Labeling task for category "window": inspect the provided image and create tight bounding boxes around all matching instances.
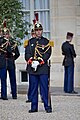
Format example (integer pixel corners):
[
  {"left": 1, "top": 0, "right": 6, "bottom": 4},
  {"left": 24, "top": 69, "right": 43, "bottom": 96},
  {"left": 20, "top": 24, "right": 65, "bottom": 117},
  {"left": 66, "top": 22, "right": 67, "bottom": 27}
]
[
  {"left": 19, "top": 0, "right": 50, "bottom": 53},
  {"left": 20, "top": 70, "right": 28, "bottom": 82},
  {"left": 34, "top": 0, "right": 50, "bottom": 38}
]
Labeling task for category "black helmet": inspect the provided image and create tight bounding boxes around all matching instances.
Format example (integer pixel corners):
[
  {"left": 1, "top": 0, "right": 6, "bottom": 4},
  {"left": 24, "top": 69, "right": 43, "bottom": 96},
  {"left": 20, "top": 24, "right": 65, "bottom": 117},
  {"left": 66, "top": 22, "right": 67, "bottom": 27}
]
[
  {"left": 67, "top": 32, "right": 73, "bottom": 37},
  {"left": 31, "top": 28, "right": 35, "bottom": 33},
  {"left": 34, "top": 23, "right": 43, "bottom": 30}
]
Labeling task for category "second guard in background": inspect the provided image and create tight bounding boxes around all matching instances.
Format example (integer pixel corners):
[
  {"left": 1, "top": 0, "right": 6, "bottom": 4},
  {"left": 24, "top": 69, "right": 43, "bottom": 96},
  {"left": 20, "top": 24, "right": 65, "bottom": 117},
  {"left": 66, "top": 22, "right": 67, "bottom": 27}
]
[
  {"left": 24, "top": 28, "right": 36, "bottom": 102},
  {"left": 25, "top": 22, "right": 53, "bottom": 113},
  {"left": 61, "top": 32, "right": 77, "bottom": 94},
  {"left": 4, "top": 29, "right": 20, "bottom": 99}
]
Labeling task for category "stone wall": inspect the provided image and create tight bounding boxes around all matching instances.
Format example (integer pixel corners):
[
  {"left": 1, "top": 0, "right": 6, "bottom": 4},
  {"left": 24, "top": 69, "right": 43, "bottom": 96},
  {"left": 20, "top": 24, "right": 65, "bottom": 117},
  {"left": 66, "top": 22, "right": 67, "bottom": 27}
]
[{"left": 49, "top": 0, "right": 80, "bottom": 87}]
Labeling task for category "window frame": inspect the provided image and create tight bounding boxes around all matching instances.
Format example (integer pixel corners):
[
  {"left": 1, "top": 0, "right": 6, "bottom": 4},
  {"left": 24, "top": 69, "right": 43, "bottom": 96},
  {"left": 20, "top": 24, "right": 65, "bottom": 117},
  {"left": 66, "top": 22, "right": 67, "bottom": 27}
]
[{"left": 21, "top": 0, "right": 51, "bottom": 38}]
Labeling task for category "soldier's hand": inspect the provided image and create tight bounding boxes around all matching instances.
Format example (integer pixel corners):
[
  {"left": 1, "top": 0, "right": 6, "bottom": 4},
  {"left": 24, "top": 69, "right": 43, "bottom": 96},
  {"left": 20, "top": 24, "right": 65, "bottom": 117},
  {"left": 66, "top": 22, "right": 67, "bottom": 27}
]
[
  {"left": 27, "top": 57, "right": 34, "bottom": 64},
  {"left": 37, "top": 57, "right": 44, "bottom": 65}
]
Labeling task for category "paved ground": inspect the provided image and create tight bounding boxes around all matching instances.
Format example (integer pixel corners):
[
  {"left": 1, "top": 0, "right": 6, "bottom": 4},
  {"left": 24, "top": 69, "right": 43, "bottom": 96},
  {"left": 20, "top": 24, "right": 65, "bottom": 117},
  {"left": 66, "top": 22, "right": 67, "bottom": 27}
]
[{"left": 0, "top": 88, "right": 80, "bottom": 120}]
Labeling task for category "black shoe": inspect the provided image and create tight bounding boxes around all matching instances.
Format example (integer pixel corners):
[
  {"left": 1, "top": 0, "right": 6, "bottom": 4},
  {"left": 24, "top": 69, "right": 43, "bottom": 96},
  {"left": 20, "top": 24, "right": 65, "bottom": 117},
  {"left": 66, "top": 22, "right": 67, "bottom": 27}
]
[
  {"left": 70, "top": 91, "right": 78, "bottom": 94},
  {"left": 2, "top": 97, "right": 8, "bottom": 100},
  {"left": 46, "top": 109, "right": 52, "bottom": 113},
  {"left": 28, "top": 109, "right": 38, "bottom": 113},
  {"left": 26, "top": 100, "right": 31, "bottom": 103},
  {"left": 13, "top": 97, "right": 17, "bottom": 99}
]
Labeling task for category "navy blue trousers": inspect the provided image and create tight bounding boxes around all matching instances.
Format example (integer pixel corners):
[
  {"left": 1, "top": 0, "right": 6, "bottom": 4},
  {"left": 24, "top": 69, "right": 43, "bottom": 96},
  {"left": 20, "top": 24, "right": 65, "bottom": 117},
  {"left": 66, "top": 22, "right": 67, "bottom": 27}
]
[
  {"left": 27, "top": 74, "right": 33, "bottom": 101},
  {"left": 29, "top": 74, "right": 51, "bottom": 111},
  {"left": 7, "top": 68, "right": 17, "bottom": 98},
  {"left": 0, "top": 67, "right": 7, "bottom": 98},
  {"left": 27, "top": 75, "right": 43, "bottom": 102},
  {"left": 64, "top": 65, "right": 74, "bottom": 93}
]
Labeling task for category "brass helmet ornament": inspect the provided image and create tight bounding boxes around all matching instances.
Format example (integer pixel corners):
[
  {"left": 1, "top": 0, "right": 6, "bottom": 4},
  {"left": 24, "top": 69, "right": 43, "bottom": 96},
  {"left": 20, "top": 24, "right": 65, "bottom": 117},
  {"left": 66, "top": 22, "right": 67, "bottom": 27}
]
[
  {"left": 34, "top": 13, "right": 43, "bottom": 30},
  {"left": 34, "top": 23, "right": 43, "bottom": 30},
  {"left": 2, "top": 19, "right": 10, "bottom": 34},
  {"left": 3, "top": 27, "right": 9, "bottom": 34}
]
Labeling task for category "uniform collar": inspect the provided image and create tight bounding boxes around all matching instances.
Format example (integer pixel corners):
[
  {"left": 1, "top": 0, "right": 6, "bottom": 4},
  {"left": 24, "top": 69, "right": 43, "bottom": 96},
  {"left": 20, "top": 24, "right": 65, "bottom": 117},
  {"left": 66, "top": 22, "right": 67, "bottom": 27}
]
[{"left": 36, "top": 36, "right": 43, "bottom": 40}]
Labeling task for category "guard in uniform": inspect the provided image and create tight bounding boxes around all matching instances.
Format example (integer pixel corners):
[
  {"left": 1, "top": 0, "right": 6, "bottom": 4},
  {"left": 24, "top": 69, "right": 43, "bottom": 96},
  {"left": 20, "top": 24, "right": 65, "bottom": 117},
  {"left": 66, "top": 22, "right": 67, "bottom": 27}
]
[
  {"left": 4, "top": 29, "right": 20, "bottom": 99},
  {"left": 25, "top": 28, "right": 36, "bottom": 102},
  {"left": 61, "top": 32, "right": 77, "bottom": 93},
  {"left": 25, "top": 22, "right": 52, "bottom": 113},
  {"left": 0, "top": 28, "right": 10, "bottom": 100},
  {"left": 31, "top": 28, "right": 36, "bottom": 38}
]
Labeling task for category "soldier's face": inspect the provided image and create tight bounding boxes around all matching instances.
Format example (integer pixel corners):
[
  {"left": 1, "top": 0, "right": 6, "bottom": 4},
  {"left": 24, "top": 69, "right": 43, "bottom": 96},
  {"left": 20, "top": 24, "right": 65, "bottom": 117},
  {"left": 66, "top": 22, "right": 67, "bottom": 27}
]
[
  {"left": 67, "top": 36, "right": 73, "bottom": 42},
  {"left": 4, "top": 33, "right": 10, "bottom": 39},
  {"left": 31, "top": 33, "right": 36, "bottom": 38},
  {"left": 69, "top": 37, "right": 73, "bottom": 42},
  {"left": 35, "top": 29, "right": 43, "bottom": 38}
]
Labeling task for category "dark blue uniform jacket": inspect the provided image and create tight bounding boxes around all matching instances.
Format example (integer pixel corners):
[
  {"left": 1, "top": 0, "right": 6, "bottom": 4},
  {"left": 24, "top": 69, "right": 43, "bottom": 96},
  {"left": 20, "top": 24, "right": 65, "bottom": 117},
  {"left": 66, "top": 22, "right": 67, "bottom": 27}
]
[
  {"left": 0, "top": 37, "right": 9, "bottom": 68},
  {"left": 6, "top": 45, "right": 20, "bottom": 70},
  {"left": 62, "top": 41, "right": 76, "bottom": 66},
  {"left": 25, "top": 36, "right": 51, "bottom": 75}
]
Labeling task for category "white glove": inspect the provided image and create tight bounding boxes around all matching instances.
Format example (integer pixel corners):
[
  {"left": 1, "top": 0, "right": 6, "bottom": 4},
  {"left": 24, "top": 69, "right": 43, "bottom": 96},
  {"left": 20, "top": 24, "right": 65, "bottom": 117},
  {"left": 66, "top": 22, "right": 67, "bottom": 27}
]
[{"left": 31, "top": 61, "right": 39, "bottom": 71}]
